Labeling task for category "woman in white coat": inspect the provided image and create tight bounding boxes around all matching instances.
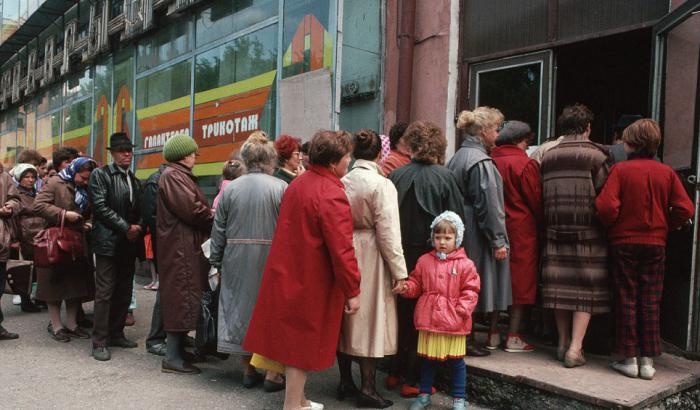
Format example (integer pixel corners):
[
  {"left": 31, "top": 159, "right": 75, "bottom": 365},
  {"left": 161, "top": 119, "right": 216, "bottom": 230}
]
[{"left": 337, "top": 129, "right": 408, "bottom": 409}]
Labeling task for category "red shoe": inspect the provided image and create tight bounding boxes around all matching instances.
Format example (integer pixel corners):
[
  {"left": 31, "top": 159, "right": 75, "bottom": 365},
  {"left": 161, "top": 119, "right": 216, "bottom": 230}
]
[
  {"left": 124, "top": 312, "right": 135, "bottom": 327},
  {"left": 400, "top": 384, "right": 437, "bottom": 398},
  {"left": 385, "top": 375, "right": 401, "bottom": 390}
]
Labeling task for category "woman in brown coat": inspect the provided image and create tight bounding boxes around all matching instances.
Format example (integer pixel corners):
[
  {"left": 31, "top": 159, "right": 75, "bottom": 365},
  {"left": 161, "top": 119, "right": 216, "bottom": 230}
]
[
  {"left": 5, "top": 164, "right": 43, "bottom": 313},
  {"left": 157, "top": 134, "right": 214, "bottom": 375},
  {"left": 33, "top": 157, "right": 96, "bottom": 342}
]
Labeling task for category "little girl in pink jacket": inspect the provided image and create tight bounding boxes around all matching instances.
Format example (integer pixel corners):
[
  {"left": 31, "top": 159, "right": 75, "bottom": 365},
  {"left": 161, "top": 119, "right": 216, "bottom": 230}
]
[{"left": 397, "top": 211, "right": 480, "bottom": 410}]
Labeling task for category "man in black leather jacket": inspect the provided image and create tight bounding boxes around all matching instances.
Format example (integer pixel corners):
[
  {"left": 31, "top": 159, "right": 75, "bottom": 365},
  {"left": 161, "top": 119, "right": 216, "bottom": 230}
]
[{"left": 88, "top": 132, "right": 143, "bottom": 361}]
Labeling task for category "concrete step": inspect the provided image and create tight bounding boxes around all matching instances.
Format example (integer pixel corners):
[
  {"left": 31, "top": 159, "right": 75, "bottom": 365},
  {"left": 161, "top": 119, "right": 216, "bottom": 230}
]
[{"left": 465, "top": 345, "right": 700, "bottom": 409}]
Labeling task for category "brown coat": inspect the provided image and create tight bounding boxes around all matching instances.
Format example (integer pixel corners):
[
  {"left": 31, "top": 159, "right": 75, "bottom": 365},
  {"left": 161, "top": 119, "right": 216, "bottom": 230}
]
[
  {"left": 6, "top": 185, "right": 44, "bottom": 258},
  {"left": 32, "top": 175, "right": 93, "bottom": 302},
  {"left": 156, "top": 163, "right": 214, "bottom": 332},
  {"left": 0, "top": 170, "right": 13, "bottom": 262}
]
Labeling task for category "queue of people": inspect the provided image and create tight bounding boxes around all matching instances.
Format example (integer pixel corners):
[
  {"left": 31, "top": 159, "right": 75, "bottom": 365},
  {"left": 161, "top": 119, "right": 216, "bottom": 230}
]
[{"left": 0, "top": 104, "right": 694, "bottom": 410}]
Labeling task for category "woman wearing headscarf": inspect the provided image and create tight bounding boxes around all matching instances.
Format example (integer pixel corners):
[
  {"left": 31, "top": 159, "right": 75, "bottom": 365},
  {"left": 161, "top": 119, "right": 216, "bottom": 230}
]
[
  {"left": 336, "top": 129, "right": 408, "bottom": 408},
  {"left": 5, "top": 164, "right": 43, "bottom": 313},
  {"left": 157, "top": 134, "right": 214, "bottom": 375},
  {"left": 448, "top": 107, "right": 510, "bottom": 354},
  {"left": 387, "top": 121, "right": 463, "bottom": 396},
  {"left": 33, "top": 157, "right": 97, "bottom": 342},
  {"left": 243, "top": 130, "right": 361, "bottom": 410},
  {"left": 490, "top": 121, "right": 543, "bottom": 352},
  {"left": 209, "top": 132, "right": 287, "bottom": 390}
]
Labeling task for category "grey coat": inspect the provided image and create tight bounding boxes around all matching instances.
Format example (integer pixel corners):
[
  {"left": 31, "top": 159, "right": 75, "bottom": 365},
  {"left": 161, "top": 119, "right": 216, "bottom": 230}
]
[
  {"left": 447, "top": 136, "right": 512, "bottom": 312},
  {"left": 209, "top": 172, "right": 287, "bottom": 354}
]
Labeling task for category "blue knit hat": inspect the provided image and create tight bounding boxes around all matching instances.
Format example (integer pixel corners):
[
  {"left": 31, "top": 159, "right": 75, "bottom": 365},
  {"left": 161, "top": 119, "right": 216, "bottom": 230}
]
[
  {"left": 163, "top": 134, "right": 198, "bottom": 162},
  {"left": 430, "top": 211, "right": 465, "bottom": 247}
]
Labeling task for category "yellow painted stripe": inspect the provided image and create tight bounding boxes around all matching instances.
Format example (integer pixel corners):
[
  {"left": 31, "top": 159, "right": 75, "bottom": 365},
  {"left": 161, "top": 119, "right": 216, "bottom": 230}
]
[
  {"left": 136, "top": 95, "right": 191, "bottom": 120},
  {"left": 62, "top": 125, "right": 91, "bottom": 141},
  {"left": 283, "top": 45, "right": 292, "bottom": 67},
  {"left": 194, "top": 70, "right": 276, "bottom": 105},
  {"left": 323, "top": 32, "right": 333, "bottom": 70},
  {"left": 135, "top": 161, "right": 224, "bottom": 179}
]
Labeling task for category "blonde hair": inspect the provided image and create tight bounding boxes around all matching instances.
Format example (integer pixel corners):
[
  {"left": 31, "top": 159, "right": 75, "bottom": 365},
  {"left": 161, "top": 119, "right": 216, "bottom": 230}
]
[
  {"left": 456, "top": 107, "right": 504, "bottom": 135},
  {"left": 240, "top": 131, "right": 277, "bottom": 174}
]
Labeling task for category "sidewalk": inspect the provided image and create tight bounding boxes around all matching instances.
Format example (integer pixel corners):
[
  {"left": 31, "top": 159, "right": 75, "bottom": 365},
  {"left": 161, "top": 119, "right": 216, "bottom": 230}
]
[{"left": 465, "top": 341, "right": 700, "bottom": 409}]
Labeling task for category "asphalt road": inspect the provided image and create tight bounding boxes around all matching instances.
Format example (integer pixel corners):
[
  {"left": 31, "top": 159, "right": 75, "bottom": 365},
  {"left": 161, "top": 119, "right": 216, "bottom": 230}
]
[{"left": 0, "top": 280, "right": 490, "bottom": 410}]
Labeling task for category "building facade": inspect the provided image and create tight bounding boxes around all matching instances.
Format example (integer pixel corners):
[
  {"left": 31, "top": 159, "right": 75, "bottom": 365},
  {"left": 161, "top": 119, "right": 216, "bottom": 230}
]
[{"left": 0, "top": 0, "right": 383, "bottom": 195}]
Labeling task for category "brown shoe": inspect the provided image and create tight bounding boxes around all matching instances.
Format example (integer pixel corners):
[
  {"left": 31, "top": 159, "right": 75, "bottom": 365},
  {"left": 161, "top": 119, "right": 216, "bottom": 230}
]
[
  {"left": 67, "top": 326, "right": 91, "bottom": 339},
  {"left": 0, "top": 326, "right": 19, "bottom": 340},
  {"left": 564, "top": 349, "right": 586, "bottom": 368},
  {"left": 161, "top": 359, "right": 201, "bottom": 375},
  {"left": 51, "top": 328, "right": 71, "bottom": 343}
]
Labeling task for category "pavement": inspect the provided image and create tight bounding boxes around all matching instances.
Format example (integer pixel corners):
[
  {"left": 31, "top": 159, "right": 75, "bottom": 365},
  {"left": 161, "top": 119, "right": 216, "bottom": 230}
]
[{"left": 0, "top": 280, "right": 491, "bottom": 410}]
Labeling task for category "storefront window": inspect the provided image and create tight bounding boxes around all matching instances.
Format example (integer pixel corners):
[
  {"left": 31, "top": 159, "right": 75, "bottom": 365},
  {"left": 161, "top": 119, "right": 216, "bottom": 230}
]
[
  {"left": 61, "top": 70, "right": 93, "bottom": 155},
  {"left": 195, "top": 0, "right": 278, "bottom": 47},
  {"left": 36, "top": 113, "right": 60, "bottom": 160},
  {"left": 0, "top": 108, "right": 18, "bottom": 166},
  {"left": 94, "top": 58, "right": 112, "bottom": 164},
  {"left": 135, "top": 60, "right": 192, "bottom": 178},
  {"left": 282, "top": 0, "right": 334, "bottom": 78},
  {"left": 193, "top": 25, "right": 277, "bottom": 176},
  {"left": 22, "top": 102, "right": 36, "bottom": 152},
  {"left": 137, "top": 19, "right": 193, "bottom": 73}
]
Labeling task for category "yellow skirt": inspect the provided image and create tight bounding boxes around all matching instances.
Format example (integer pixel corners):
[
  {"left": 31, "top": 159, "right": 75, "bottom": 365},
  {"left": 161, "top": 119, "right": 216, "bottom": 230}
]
[
  {"left": 417, "top": 331, "right": 466, "bottom": 361},
  {"left": 250, "top": 353, "right": 285, "bottom": 374}
]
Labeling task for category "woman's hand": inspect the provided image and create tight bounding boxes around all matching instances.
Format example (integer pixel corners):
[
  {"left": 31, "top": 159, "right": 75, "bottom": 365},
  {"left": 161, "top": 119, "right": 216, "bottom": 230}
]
[
  {"left": 64, "top": 211, "right": 83, "bottom": 223},
  {"left": 344, "top": 296, "right": 360, "bottom": 315},
  {"left": 391, "top": 280, "right": 407, "bottom": 294},
  {"left": 493, "top": 246, "right": 508, "bottom": 261},
  {"left": 296, "top": 163, "right": 306, "bottom": 176}
]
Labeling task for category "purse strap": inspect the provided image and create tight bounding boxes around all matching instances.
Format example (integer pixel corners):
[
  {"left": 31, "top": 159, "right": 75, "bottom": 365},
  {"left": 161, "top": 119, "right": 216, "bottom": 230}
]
[{"left": 59, "top": 209, "right": 66, "bottom": 233}]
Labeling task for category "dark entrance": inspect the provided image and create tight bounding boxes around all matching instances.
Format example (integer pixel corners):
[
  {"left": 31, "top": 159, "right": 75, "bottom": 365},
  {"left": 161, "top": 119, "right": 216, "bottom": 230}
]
[{"left": 554, "top": 29, "right": 652, "bottom": 144}]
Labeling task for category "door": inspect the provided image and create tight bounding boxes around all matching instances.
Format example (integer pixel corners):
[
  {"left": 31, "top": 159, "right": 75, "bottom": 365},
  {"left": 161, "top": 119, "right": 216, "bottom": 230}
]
[
  {"left": 650, "top": 0, "right": 700, "bottom": 352},
  {"left": 469, "top": 51, "right": 553, "bottom": 143}
]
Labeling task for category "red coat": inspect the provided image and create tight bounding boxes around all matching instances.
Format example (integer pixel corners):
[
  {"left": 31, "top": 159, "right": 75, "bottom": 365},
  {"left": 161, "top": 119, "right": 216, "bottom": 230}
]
[
  {"left": 491, "top": 145, "right": 543, "bottom": 305},
  {"left": 402, "top": 249, "right": 480, "bottom": 336},
  {"left": 595, "top": 158, "right": 694, "bottom": 246},
  {"left": 242, "top": 165, "right": 361, "bottom": 371}
]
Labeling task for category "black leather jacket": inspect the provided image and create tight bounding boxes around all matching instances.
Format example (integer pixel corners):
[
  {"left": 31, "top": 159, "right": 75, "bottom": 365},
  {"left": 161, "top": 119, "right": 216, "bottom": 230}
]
[{"left": 88, "top": 163, "right": 143, "bottom": 257}]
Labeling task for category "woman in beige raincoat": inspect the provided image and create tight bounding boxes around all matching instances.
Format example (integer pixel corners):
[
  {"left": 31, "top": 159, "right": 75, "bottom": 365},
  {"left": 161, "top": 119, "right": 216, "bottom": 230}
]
[{"left": 337, "top": 129, "right": 408, "bottom": 409}]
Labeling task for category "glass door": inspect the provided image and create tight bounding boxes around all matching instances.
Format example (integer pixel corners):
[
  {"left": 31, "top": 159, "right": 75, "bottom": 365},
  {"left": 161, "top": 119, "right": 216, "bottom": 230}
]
[
  {"left": 469, "top": 50, "right": 553, "bottom": 144},
  {"left": 650, "top": 0, "right": 700, "bottom": 352}
]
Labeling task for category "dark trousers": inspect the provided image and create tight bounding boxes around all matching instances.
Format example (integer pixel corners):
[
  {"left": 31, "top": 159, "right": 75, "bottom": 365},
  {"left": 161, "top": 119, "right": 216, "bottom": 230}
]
[
  {"left": 92, "top": 254, "right": 136, "bottom": 347},
  {"left": 419, "top": 358, "right": 466, "bottom": 399},
  {"left": 0, "top": 262, "right": 6, "bottom": 325},
  {"left": 611, "top": 244, "right": 665, "bottom": 358},
  {"left": 146, "top": 289, "right": 166, "bottom": 347}
]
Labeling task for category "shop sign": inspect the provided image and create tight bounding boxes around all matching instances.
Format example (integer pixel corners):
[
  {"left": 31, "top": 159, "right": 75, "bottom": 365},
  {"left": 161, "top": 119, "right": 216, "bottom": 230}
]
[
  {"left": 142, "top": 127, "right": 191, "bottom": 150},
  {"left": 195, "top": 111, "right": 261, "bottom": 147}
]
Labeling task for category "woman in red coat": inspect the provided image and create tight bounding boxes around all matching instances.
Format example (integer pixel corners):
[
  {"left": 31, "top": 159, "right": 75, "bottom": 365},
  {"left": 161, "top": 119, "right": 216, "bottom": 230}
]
[
  {"left": 243, "top": 130, "right": 361, "bottom": 410},
  {"left": 490, "top": 121, "right": 543, "bottom": 352}
]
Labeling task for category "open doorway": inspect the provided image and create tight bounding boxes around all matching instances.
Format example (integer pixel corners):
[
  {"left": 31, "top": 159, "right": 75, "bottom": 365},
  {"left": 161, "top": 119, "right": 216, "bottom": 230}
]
[{"left": 554, "top": 29, "right": 652, "bottom": 144}]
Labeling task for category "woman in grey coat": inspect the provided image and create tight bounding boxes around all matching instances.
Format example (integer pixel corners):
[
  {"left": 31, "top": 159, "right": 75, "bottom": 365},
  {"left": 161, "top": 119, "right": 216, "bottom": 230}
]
[
  {"left": 209, "top": 131, "right": 287, "bottom": 391},
  {"left": 447, "top": 107, "right": 511, "bottom": 353}
]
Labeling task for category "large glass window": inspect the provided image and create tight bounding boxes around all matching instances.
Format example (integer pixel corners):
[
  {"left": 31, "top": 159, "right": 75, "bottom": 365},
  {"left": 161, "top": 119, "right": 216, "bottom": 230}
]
[
  {"left": 282, "top": 0, "right": 334, "bottom": 78},
  {"left": 61, "top": 70, "right": 93, "bottom": 155},
  {"left": 192, "top": 25, "right": 277, "bottom": 176},
  {"left": 134, "top": 60, "right": 192, "bottom": 178},
  {"left": 196, "top": 0, "right": 278, "bottom": 47},
  {"left": 0, "top": 108, "right": 18, "bottom": 166},
  {"left": 137, "top": 19, "right": 193, "bottom": 72},
  {"left": 94, "top": 58, "right": 112, "bottom": 164}
]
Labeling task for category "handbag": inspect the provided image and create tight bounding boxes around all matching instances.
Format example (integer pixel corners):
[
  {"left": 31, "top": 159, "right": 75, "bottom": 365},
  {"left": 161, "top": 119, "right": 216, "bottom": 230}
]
[
  {"left": 33, "top": 210, "right": 85, "bottom": 268},
  {"left": 3, "top": 248, "right": 33, "bottom": 295},
  {"left": 195, "top": 288, "right": 219, "bottom": 355}
]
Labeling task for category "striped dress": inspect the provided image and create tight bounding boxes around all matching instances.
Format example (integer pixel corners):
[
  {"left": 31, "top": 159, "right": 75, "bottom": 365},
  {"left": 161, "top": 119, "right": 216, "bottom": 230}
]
[{"left": 540, "top": 135, "right": 611, "bottom": 314}]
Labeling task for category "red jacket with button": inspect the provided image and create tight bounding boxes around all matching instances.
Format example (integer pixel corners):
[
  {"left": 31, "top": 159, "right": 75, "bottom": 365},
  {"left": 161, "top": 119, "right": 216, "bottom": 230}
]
[
  {"left": 595, "top": 158, "right": 694, "bottom": 246},
  {"left": 402, "top": 248, "right": 480, "bottom": 335}
]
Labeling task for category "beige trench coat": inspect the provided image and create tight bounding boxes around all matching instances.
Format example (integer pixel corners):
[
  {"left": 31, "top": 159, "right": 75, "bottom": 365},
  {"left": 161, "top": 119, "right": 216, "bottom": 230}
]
[{"left": 339, "top": 159, "right": 408, "bottom": 357}]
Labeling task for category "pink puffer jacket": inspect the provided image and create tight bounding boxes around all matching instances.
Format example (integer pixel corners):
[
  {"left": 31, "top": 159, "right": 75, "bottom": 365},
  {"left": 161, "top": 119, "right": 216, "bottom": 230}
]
[{"left": 402, "top": 248, "right": 480, "bottom": 335}]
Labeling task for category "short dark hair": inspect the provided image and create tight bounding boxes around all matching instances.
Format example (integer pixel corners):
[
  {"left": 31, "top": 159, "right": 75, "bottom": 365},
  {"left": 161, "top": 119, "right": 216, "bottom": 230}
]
[
  {"left": 300, "top": 141, "right": 310, "bottom": 154},
  {"left": 352, "top": 129, "right": 382, "bottom": 161},
  {"left": 222, "top": 159, "right": 246, "bottom": 180},
  {"left": 309, "top": 130, "right": 353, "bottom": 166},
  {"left": 17, "top": 149, "right": 45, "bottom": 166},
  {"left": 53, "top": 147, "right": 79, "bottom": 166},
  {"left": 388, "top": 122, "right": 408, "bottom": 150},
  {"left": 557, "top": 104, "right": 594, "bottom": 136}
]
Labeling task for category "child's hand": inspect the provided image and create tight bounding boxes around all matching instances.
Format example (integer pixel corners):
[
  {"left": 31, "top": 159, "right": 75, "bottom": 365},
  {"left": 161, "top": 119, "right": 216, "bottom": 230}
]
[{"left": 392, "top": 280, "right": 408, "bottom": 294}]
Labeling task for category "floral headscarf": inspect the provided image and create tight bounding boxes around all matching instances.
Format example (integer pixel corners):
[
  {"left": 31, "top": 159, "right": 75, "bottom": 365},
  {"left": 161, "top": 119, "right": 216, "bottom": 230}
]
[
  {"left": 58, "top": 156, "right": 96, "bottom": 213},
  {"left": 379, "top": 134, "right": 391, "bottom": 167}
]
